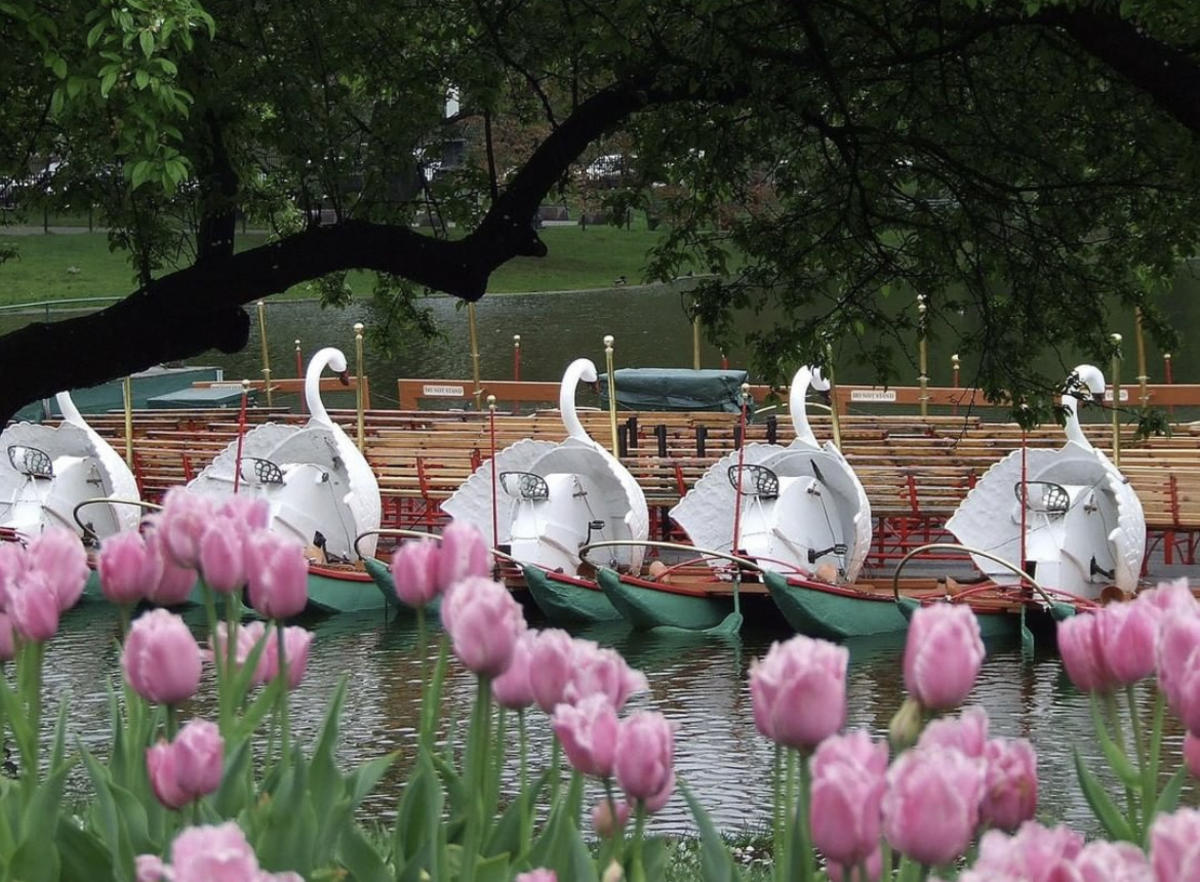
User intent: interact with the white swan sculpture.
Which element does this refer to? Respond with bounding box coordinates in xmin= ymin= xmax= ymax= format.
xmin=188 ymin=347 xmax=382 ymax=560
xmin=442 ymin=357 xmax=650 ymax=574
xmin=945 ymin=364 xmax=1145 ymax=600
xmin=0 ymin=392 xmax=141 ymax=540
xmin=670 ymin=366 xmax=872 ymax=581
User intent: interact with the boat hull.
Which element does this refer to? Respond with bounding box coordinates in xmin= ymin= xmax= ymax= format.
xmin=524 ymin=566 xmax=622 ymax=624
xmin=763 ymin=571 xmax=1022 ymax=640
xmin=596 ymin=567 xmax=731 ymax=631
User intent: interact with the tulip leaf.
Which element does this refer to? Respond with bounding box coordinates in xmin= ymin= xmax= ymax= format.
xmin=213 ymin=737 xmax=251 ymax=817
xmin=642 ymin=836 xmax=668 ymax=881
xmin=567 ymin=822 xmax=601 ymax=882
xmin=525 ymin=800 xmax=569 ymax=870
xmin=81 ymin=749 xmax=135 ymax=881
xmin=234 ymin=677 xmax=285 ymax=740
xmin=1073 ymin=748 xmax=1137 ymax=842
xmin=346 ymin=751 xmax=399 ymax=811
xmin=337 ymin=822 xmax=392 ymax=882
xmin=9 ymin=837 xmax=59 ymax=882
xmin=1089 ymin=695 xmax=1141 ymax=787
xmin=431 ymin=750 xmax=469 ymax=826
xmin=1150 ymin=766 xmax=1187 ymax=823
xmin=474 ymin=851 xmax=512 ymax=882
xmin=484 ymin=767 xmax=550 ymax=860
xmin=56 ymin=818 xmax=114 ymax=882
xmin=679 ymin=780 xmax=742 ymax=882
xmin=309 ymin=679 xmax=348 ymax=818
xmin=396 ymin=749 xmax=443 ymax=862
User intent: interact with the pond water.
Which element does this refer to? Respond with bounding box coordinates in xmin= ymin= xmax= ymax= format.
xmin=45 ymin=599 xmax=1193 ymax=835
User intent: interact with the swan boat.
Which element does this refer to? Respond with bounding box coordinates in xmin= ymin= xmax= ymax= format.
xmin=759 ymin=365 xmax=1133 ymax=640
xmin=580 ymin=365 xmax=874 ymax=633
xmin=395 ymin=357 xmax=650 ymax=621
xmin=188 ymin=347 xmax=384 ymax=613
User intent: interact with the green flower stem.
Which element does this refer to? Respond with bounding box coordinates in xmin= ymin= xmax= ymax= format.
xmin=604 ymin=777 xmax=624 ymax=864
xmin=630 ymin=801 xmax=647 ymax=882
xmin=117 ymin=603 xmax=131 ymax=640
xmin=519 ymin=708 xmax=531 ymax=853
xmin=461 ymin=675 xmax=493 ymax=882
xmin=166 ymin=704 xmax=178 ymax=740
xmin=1146 ymin=688 xmax=1166 ymax=816
xmin=224 ymin=592 xmax=239 ymax=699
xmin=795 ymin=749 xmax=814 ymax=882
xmin=420 ymin=634 xmax=449 ymax=748
xmin=782 ymin=748 xmax=797 ymax=881
xmin=276 ymin=620 xmax=291 ymax=760
xmin=550 ymin=737 xmax=562 ymax=809
xmin=1104 ymin=691 xmax=1139 ymax=831
xmin=487 ymin=706 xmax=505 ymax=822
xmin=772 ymin=744 xmax=783 ymax=882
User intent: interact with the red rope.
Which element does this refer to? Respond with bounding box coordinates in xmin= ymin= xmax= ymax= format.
xmin=233 ymin=386 xmax=249 ymax=494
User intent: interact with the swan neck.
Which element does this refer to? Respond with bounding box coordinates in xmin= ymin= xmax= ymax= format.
xmin=55 ymin=392 xmax=84 ymax=427
xmin=559 ymin=361 xmax=589 ymax=441
xmin=789 ymin=370 xmax=817 ymax=446
xmin=306 ymin=349 xmax=337 ymax=425
xmin=1061 ymin=395 xmax=1091 ymax=449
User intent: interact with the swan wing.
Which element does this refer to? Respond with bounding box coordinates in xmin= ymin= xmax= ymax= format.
xmin=668 ymin=442 xmax=786 ymax=565
xmin=1105 ymin=470 xmax=1146 ymax=593
xmin=441 ymin=439 xmax=560 ymax=544
xmin=288 ymin=421 xmax=382 ymax=560
xmin=818 ymin=441 xmax=873 ymax=583
xmin=188 ymin=423 xmax=301 ymax=493
xmin=81 ymin=425 xmax=141 ymax=531
xmin=944 ymin=447 xmax=1062 ymax=582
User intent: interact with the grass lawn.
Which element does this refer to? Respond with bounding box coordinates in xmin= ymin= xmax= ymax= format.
xmin=0 ymin=222 xmax=705 ymax=308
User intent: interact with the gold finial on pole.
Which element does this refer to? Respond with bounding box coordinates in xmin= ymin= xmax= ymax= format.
xmin=1110 ymin=332 xmax=1122 ymax=468
xmin=604 ymin=334 xmax=619 ymax=456
xmin=122 ymin=375 xmax=133 ymax=467
xmin=257 ymin=300 xmax=273 ymax=407
xmin=354 ymin=321 xmax=366 ymax=453
xmin=917 ymin=295 xmax=929 ymax=419
xmin=825 ymin=342 xmax=842 ymax=450
xmin=1134 ymin=308 xmax=1149 ymax=410
xmin=468 ymin=302 xmax=482 ymax=410
xmin=513 ymin=333 xmax=522 ymax=382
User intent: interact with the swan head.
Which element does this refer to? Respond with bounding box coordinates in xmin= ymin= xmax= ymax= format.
xmin=1064 ymin=364 xmax=1106 ymax=404
xmin=576 ymin=359 xmax=599 ymax=384
xmin=809 ymin=367 xmax=831 ymax=394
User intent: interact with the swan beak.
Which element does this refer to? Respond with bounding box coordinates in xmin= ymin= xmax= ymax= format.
xmin=818 ymin=389 xmax=832 ymax=405
xmin=1091 ymin=392 xmax=1104 ymax=404
xmin=338 ymin=370 xmax=351 ymax=387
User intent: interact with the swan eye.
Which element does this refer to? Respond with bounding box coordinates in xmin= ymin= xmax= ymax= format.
xmin=8 ymin=445 xmax=53 ymax=479
xmin=728 ymin=464 xmax=779 ymax=499
xmin=499 ymin=471 xmax=549 ymax=500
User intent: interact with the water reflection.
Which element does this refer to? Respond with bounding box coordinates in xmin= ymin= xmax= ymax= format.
xmin=41 ymin=601 xmax=1196 ymax=834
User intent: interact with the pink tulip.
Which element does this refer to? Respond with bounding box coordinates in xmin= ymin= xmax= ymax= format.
xmin=1185 ymin=732 xmax=1200 ymax=779
xmin=0 ymin=541 xmax=28 ymax=610
xmin=159 ymin=489 xmax=213 ymax=569
xmin=827 ymin=848 xmax=882 ymax=882
xmin=1150 ymin=807 xmax=1200 ymax=882
xmin=146 ymin=741 xmax=191 ymax=809
xmin=215 ymin=496 xmax=271 ymax=533
xmin=515 ymin=871 xmax=557 ymax=882
xmin=169 ymin=822 xmax=260 ymax=882
xmin=563 ymin=644 xmax=648 ymax=711
xmin=980 ymin=737 xmax=1038 ymax=831
xmin=257 ymin=874 xmax=304 ymax=882
xmin=749 ymin=635 xmax=848 ymax=749
xmin=917 ymin=705 xmax=989 ymax=758
xmin=553 ymin=694 xmax=620 ymax=778
xmin=436 ymin=521 xmax=491 ymax=592
xmin=123 ymin=609 xmax=203 ymax=704
xmin=257 ymin=626 xmax=314 ymax=690
xmin=8 ymin=571 xmax=60 ymax=642
xmin=1058 ymin=613 xmax=1117 ymax=694
xmin=135 ymin=854 xmax=169 ymax=882
xmin=1137 ymin=578 xmax=1197 ymax=620
xmin=441 ymin=576 xmax=525 ymax=677
xmin=614 ymin=710 xmax=675 ymax=811
xmin=528 ymin=629 xmax=577 ymax=712
xmin=245 ymin=532 xmax=309 ymax=619
xmin=173 ymin=719 xmax=224 ymax=798
xmin=1096 ymin=601 xmax=1158 ymax=685
xmin=148 ymin=530 xmax=198 ymax=606
xmin=99 ymin=530 xmax=164 ymax=605
xmin=882 ymin=747 xmax=985 ymax=865
xmin=210 ymin=621 xmax=273 ymax=686
xmin=390 ymin=539 xmax=440 ymax=608
xmin=493 ymin=630 xmax=536 ymax=710
xmin=904 ymin=603 xmax=985 ymax=710
xmin=963 ymin=822 xmax=1084 ymax=882
xmin=0 ymin=613 xmax=13 ymax=661
xmin=810 ymin=729 xmax=888 ymax=869
xmin=1074 ymin=840 xmax=1152 ymax=882
xmin=592 ymin=798 xmax=631 ymax=838
xmin=1157 ymin=615 xmax=1200 ymax=714
xmin=28 ymin=528 xmax=89 ymax=611
xmin=198 ymin=525 xmax=245 ymax=594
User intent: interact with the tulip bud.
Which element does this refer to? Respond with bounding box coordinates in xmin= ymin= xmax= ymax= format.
xmin=515 ymin=871 xmax=557 ymax=882
xmin=1185 ymin=732 xmax=1200 ymax=779
xmin=27 ymin=527 xmax=89 ymax=611
xmin=172 ymin=719 xmax=223 ymax=798
xmin=123 ymin=609 xmax=202 ymax=704
xmin=436 ymin=521 xmax=491 ymax=592
xmin=602 ymin=860 xmax=624 ymax=882
xmin=903 ymin=603 xmax=984 ymax=709
xmin=8 ymin=571 xmax=60 ymax=642
xmin=592 ymin=798 xmax=631 ymax=839
xmin=99 ymin=530 xmax=164 ymax=605
xmin=390 ymin=539 xmax=440 ymax=608
xmin=888 ymin=697 xmax=924 ymax=751
xmin=198 ymin=525 xmax=245 ymax=594
xmin=245 ymin=532 xmax=309 ymax=619
xmin=440 ymin=577 xmax=525 ymax=677
xmin=134 ymin=854 xmax=169 ymax=882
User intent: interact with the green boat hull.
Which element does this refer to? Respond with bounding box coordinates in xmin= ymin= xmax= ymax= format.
xmin=363 ymin=557 xmax=441 ymax=616
xmin=524 ymin=565 xmax=622 ymax=624
xmin=764 ymin=571 xmax=1019 ymax=639
xmin=597 ymin=567 xmax=730 ymax=631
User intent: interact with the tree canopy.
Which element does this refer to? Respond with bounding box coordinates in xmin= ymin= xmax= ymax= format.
xmin=2 ymin=0 xmax=1200 ymax=422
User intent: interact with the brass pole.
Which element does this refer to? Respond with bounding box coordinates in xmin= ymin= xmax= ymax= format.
xmin=1135 ymin=308 xmax=1149 ymax=410
xmin=354 ymin=322 xmax=366 ymax=453
xmin=604 ymin=334 xmax=619 ymax=456
xmin=1110 ymin=332 xmax=1122 ymax=468
xmin=951 ymin=353 xmax=961 ymax=416
xmin=468 ymin=302 xmax=482 ymax=410
xmin=257 ymin=300 xmax=273 ymax=407
xmin=691 ymin=298 xmax=701 ymax=370
xmin=512 ymin=334 xmax=521 ymax=381
xmin=295 ymin=339 xmax=305 ymax=415
xmin=825 ymin=342 xmax=842 ymax=450
xmin=122 ymin=375 xmax=133 ymax=467
xmin=917 ymin=294 xmax=929 ymax=419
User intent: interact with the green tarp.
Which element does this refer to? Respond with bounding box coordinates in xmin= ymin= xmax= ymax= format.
xmin=598 ymin=368 xmax=750 ymax=413
xmin=14 ymin=366 xmax=224 ymax=421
